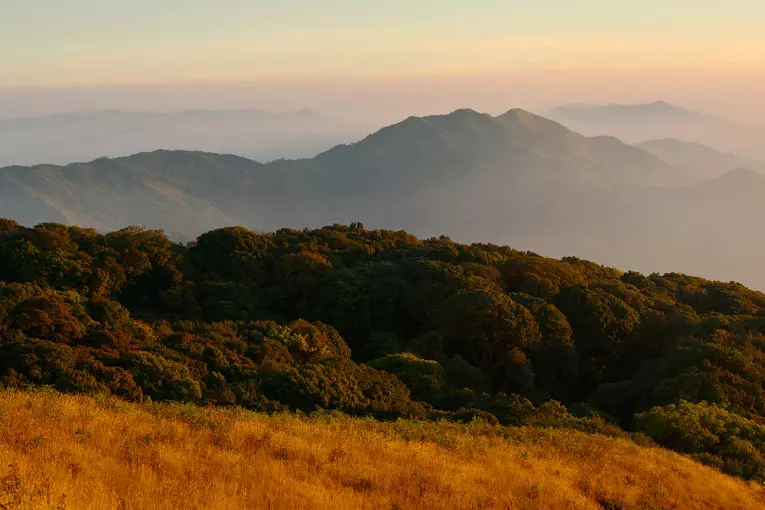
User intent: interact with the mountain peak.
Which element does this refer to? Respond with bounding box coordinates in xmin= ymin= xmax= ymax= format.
xmin=496 ymin=108 xmax=573 ymax=135
xmin=497 ymin=108 xmax=537 ymax=122
xmin=323 ymin=108 xmax=503 ymax=159
xmin=446 ymin=108 xmax=483 ymax=117
xmin=647 ymin=100 xmax=674 ymax=109
xmin=427 ymin=108 xmax=493 ymax=125
xmin=721 ymin=167 xmax=764 ymax=181
xmin=691 ymin=167 xmax=765 ymax=194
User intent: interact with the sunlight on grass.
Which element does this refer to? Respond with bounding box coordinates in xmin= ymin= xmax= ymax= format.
xmin=0 ymin=388 xmax=763 ymax=509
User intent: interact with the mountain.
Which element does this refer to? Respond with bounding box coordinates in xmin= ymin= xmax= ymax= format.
xmin=575 ymin=168 xmax=765 ymax=288
xmin=548 ymin=101 xmax=765 ymax=160
xmin=0 ymin=109 xmax=372 ymax=166
xmin=553 ymin=100 xmax=698 ymax=121
xmin=636 ymin=138 xmax=765 ymax=180
xmin=2 ymin=107 xmax=765 ymax=289
xmin=0 ymin=108 xmax=678 ymax=230
xmin=0 ymin=152 xmax=250 ymax=233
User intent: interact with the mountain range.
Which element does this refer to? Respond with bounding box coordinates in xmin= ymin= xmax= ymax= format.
xmin=2 ymin=107 xmax=764 ymax=289
xmin=636 ymin=138 xmax=765 ymax=180
xmin=548 ymin=101 xmax=765 ymax=160
xmin=0 ymin=108 xmax=371 ymax=166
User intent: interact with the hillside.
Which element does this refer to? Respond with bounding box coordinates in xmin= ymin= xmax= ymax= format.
xmin=547 ymin=101 xmax=765 ymax=160
xmin=0 ymin=108 xmax=679 ymax=232
xmin=2 ymin=389 xmax=763 ymax=510
xmin=2 ymin=108 xmax=765 ymax=289
xmin=0 ymin=109 xmax=371 ymax=167
xmin=4 ymin=220 xmax=765 ymax=484
xmin=559 ymin=167 xmax=765 ymax=288
xmin=636 ymin=138 xmax=765 ymax=180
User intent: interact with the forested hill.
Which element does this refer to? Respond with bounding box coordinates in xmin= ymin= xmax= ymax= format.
xmin=3 ymin=218 xmax=765 ymax=480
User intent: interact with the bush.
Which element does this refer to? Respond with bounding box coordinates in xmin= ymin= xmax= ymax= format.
xmin=636 ymin=400 xmax=765 ymax=480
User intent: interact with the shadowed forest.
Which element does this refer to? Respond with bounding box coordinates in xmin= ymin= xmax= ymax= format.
xmin=3 ymin=218 xmax=765 ymax=485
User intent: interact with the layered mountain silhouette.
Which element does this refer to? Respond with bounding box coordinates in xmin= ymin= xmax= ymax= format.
xmin=0 ymin=108 xmax=676 ymax=230
xmin=0 ymin=108 xmax=371 ymax=166
xmin=548 ymin=101 xmax=765 ymax=160
xmin=2 ymin=108 xmax=764 ymax=288
xmin=636 ymin=138 xmax=764 ymax=180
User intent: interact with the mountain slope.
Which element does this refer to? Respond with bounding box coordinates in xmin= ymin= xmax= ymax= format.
xmin=636 ymin=138 xmax=765 ymax=179
xmin=0 ymin=108 xmax=679 ymax=231
xmin=0 ymin=154 xmax=240 ymax=234
xmin=303 ymin=108 xmax=676 ymax=188
xmin=607 ymin=168 xmax=765 ymax=285
xmin=548 ymin=101 xmax=765 ymax=160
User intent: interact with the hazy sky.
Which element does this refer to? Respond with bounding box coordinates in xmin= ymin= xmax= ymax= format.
xmin=2 ymin=1 xmax=764 ymax=122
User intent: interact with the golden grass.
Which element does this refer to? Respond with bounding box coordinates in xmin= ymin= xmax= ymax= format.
xmin=0 ymin=389 xmax=763 ymax=509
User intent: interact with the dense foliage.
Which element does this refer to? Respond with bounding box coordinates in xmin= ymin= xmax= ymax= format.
xmin=2 ymin=219 xmax=765 ymax=478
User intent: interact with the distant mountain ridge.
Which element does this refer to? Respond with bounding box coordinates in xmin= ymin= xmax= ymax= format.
xmin=553 ymin=101 xmax=703 ymax=121
xmin=548 ymin=101 xmax=765 ymax=160
xmin=0 ymin=108 xmax=372 ymax=166
xmin=0 ymin=108 xmax=677 ymax=228
xmin=636 ymin=138 xmax=765 ymax=180
xmin=550 ymin=101 xmax=722 ymax=123
xmin=2 ymin=107 xmax=765 ymax=288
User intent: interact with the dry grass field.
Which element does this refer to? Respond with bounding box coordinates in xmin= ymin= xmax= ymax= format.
xmin=0 ymin=389 xmax=763 ymax=509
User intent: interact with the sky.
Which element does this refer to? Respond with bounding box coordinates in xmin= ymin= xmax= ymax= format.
xmin=2 ymin=1 xmax=765 ymax=122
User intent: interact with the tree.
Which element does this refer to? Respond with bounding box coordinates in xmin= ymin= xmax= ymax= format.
xmin=368 ymin=353 xmax=446 ymax=406
xmin=10 ymin=294 xmax=86 ymax=344
xmin=636 ymin=400 xmax=765 ymax=480
xmin=439 ymin=289 xmax=541 ymax=392
xmin=554 ymin=286 xmax=640 ymax=396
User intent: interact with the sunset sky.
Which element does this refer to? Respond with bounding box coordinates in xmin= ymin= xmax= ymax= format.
xmin=2 ymin=1 xmax=764 ymax=122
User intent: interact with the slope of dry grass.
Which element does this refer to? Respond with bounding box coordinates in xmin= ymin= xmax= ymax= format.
xmin=0 ymin=389 xmax=763 ymax=509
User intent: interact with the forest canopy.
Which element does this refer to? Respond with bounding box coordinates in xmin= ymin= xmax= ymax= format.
xmin=3 ymin=218 xmax=765 ymax=479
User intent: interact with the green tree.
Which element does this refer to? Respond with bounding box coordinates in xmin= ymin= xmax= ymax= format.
xmin=439 ymin=289 xmax=541 ymax=393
